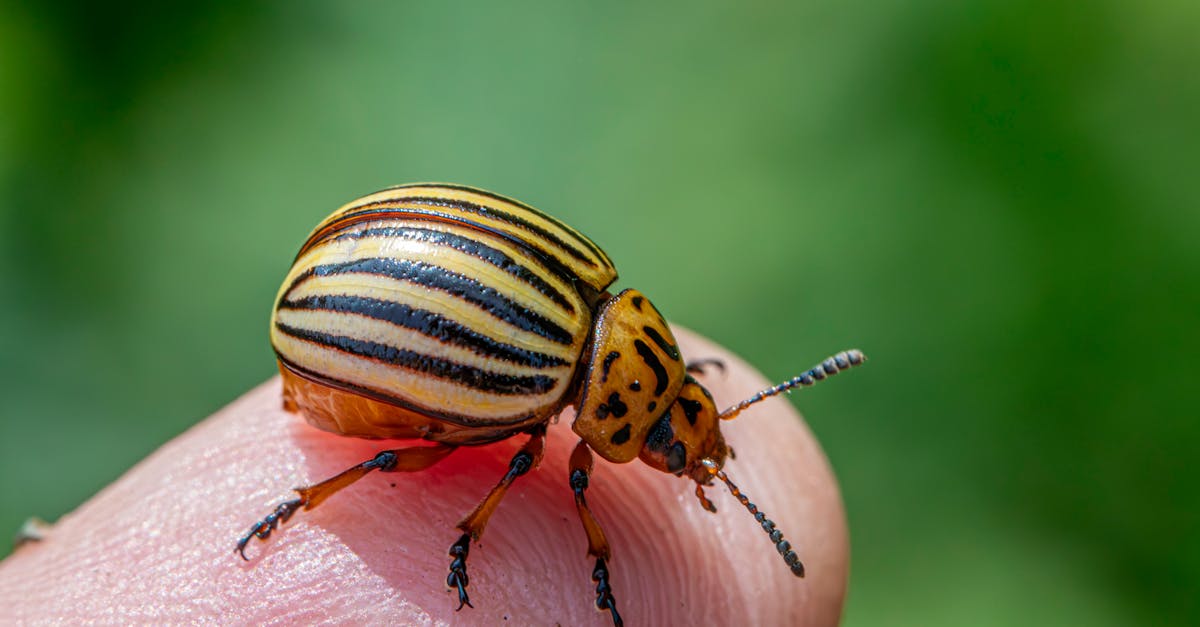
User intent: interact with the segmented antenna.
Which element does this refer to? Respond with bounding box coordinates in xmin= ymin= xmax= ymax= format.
xmin=700 ymin=459 xmax=804 ymax=577
xmin=718 ymin=349 xmax=865 ymax=421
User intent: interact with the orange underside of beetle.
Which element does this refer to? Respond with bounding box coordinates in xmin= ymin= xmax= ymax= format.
xmin=278 ymin=363 xmax=545 ymax=446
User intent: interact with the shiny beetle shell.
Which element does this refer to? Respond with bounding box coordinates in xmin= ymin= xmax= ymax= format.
xmin=245 ymin=182 xmax=867 ymax=626
xmin=270 ymin=183 xmax=617 ymax=444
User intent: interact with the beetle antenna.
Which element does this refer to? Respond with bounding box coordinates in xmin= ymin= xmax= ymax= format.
xmin=700 ymin=459 xmax=804 ymax=577
xmin=718 ymin=349 xmax=865 ymax=421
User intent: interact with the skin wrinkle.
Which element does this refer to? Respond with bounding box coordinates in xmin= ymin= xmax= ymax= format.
xmin=0 ymin=328 xmax=848 ymax=626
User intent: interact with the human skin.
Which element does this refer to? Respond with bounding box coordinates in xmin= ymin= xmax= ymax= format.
xmin=0 ymin=328 xmax=850 ymax=625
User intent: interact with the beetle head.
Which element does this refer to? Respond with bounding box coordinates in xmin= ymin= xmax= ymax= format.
xmin=637 ymin=375 xmax=729 ymax=483
xmin=642 ymin=348 xmax=867 ymax=579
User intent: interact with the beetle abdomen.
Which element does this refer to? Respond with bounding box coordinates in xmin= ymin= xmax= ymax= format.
xmin=271 ymin=188 xmax=599 ymax=430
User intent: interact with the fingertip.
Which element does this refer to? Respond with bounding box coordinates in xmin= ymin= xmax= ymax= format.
xmin=0 ymin=329 xmax=849 ymax=626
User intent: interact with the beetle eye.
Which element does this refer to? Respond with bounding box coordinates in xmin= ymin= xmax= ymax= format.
xmin=665 ymin=442 xmax=687 ymax=474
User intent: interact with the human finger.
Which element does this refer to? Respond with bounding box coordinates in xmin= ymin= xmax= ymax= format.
xmin=0 ymin=327 xmax=849 ymax=625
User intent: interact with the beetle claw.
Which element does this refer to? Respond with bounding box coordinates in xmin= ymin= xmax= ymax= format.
xmin=234 ymin=498 xmax=303 ymax=560
xmin=592 ymin=558 xmax=623 ymax=627
xmin=234 ymin=533 xmax=254 ymax=560
xmin=447 ymin=533 xmax=474 ymax=610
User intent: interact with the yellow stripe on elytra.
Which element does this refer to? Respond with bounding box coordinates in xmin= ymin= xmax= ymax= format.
xmin=271 ymin=330 xmax=565 ymax=422
xmin=284 ymin=235 xmax=588 ymax=352
xmin=317 ymin=217 xmax=582 ymax=317
xmin=279 ymin=272 xmax=581 ymax=359
xmin=320 ymin=184 xmax=617 ymax=290
xmin=274 ymin=308 xmax=573 ymax=379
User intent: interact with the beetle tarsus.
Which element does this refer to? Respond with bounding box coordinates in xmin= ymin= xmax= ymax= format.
xmin=447 ymin=533 xmax=474 ymax=610
xmin=363 ymin=450 xmax=398 ymax=472
xmin=694 ymin=484 xmax=718 ymax=513
xmin=592 ymin=557 xmax=623 ymax=627
xmin=235 ymin=497 xmax=303 ymax=560
xmin=446 ymin=429 xmax=546 ymax=611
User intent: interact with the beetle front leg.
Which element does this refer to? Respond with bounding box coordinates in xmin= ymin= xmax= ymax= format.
xmin=447 ymin=426 xmax=547 ymax=611
xmin=236 ymin=443 xmax=456 ymax=559
xmin=569 ymin=440 xmax=624 ymax=627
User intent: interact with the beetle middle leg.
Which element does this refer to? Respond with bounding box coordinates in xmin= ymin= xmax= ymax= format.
xmin=568 ymin=440 xmax=623 ymax=627
xmin=236 ymin=443 xmax=456 ymax=559
xmin=447 ymin=426 xmax=547 ymax=611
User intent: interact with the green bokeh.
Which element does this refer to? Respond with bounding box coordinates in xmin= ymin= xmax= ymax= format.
xmin=1 ymin=2 xmax=1197 ymax=624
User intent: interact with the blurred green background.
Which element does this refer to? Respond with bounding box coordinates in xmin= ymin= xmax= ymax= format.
xmin=2 ymin=1 xmax=1197 ymax=624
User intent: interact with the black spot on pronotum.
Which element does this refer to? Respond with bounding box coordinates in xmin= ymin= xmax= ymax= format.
xmin=634 ymin=339 xmax=669 ymax=396
xmin=679 ymin=397 xmax=702 ymax=426
xmin=601 ymin=351 xmax=620 ymax=382
xmin=631 ymin=295 xmax=644 ymax=310
xmin=609 ymin=392 xmax=628 ymax=417
xmin=610 ymin=423 xmax=632 ymax=445
xmin=629 ymin=380 xmax=641 ymax=392
xmin=596 ymin=392 xmax=627 ymax=420
xmin=647 ymin=401 xmax=656 ymax=412
xmin=642 ymin=325 xmax=680 ymax=361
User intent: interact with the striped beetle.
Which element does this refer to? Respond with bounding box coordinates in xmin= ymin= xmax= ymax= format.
xmin=236 ymin=183 xmax=865 ymax=625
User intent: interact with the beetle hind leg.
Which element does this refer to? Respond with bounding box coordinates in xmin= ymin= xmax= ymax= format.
xmin=569 ymin=440 xmax=624 ymax=627
xmin=446 ymin=426 xmax=547 ymax=611
xmin=235 ymin=443 xmax=456 ymax=559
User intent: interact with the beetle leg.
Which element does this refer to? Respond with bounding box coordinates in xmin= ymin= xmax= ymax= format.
xmin=685 ymin=357 xmax=726 ymax=377
xmin=447 ymin=426 xmax=547 ymax=611
xmin=236 ymin=443 xmax=456 ymax=559
xmin=568 ymin=440 xmax=624 ymax=627
xmin=694 ymin=483 xmax=718 ymax=513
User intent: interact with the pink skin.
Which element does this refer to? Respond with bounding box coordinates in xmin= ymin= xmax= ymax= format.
xmin=0 ymin=328 xmax=849 ymax=625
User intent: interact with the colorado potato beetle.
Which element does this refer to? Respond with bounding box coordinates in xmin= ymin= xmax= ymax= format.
xmin=236 ymin=183 xmax=865 ymax=625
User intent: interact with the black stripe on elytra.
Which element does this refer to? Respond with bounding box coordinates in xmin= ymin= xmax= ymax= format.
xmin=287 ymin=257 xmax=574 ymax=345
xmin=643 ymin=325 xmax=680 ymax=361
xmin=634 ymin=339 xmax=669 ymax=396
xmin=297 ymin=207 xmax=467 ymax=262
xmin=276 ymin=322 xmax=557 ymax=396
xmin=329 ymin=225 xmax=576 ymax=313
xmin=318 ymin=206 xmax=587 ymax=286
xmin=401 ymin=196 xmax=598 ymax=268
xmin=280 ymin=295 xmax=569 ymax=368
xmin=389 ymin=183 xmax=612 ymax=263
